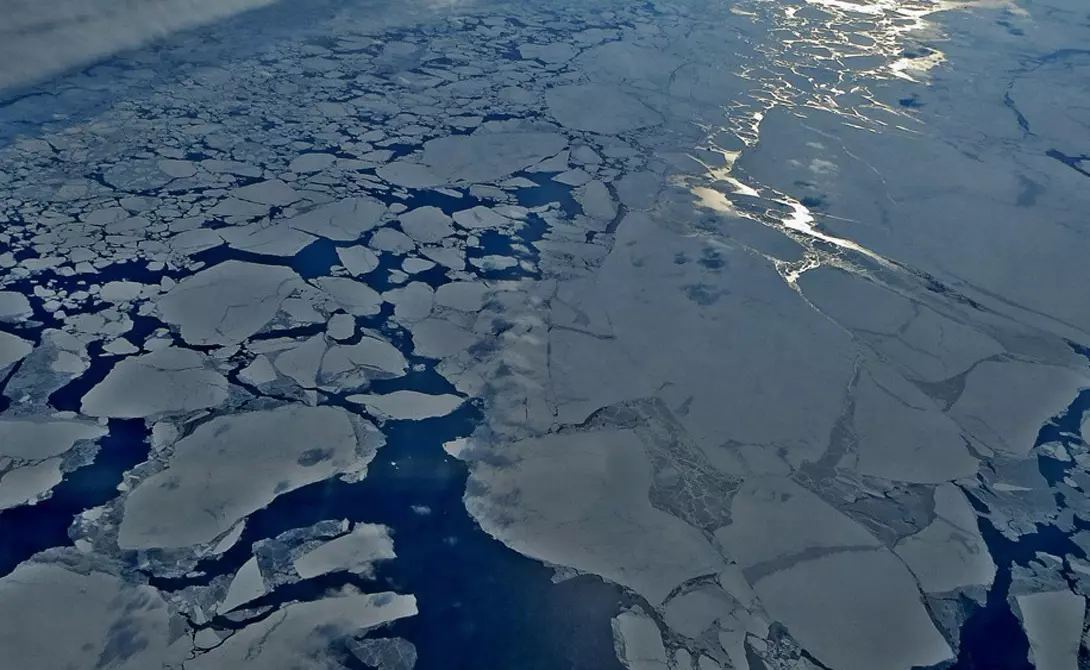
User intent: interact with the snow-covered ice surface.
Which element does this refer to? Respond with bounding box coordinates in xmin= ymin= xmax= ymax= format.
xmin=1 ymin=0 xmax=1090 ymax=668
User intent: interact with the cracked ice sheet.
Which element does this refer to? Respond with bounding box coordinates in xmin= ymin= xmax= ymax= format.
xmin=81 ymin=347 xmax=228 ymax=418
xmin=118 ymin=405 xmax=382 ymax=549
xmin=188 ymin=589 xmax=417 ymax=670
xmin=464 ymin=429 xmax=725 ymax=605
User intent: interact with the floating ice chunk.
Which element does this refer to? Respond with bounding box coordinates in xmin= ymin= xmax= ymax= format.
xmin=158 ymin=159 xmax=197 ymax=178
xmin=202 ymin=159 xmax=262 ymax=177
xmin=470 ymin=255 xmax=518 ymax=272
xmin=0 ymin=558 xmax=181 ymax=670
xmin=546 ymin=85 xmax=663 ymax=134
xmin=338 ymin=246 xmax=380 ymax=276
xmin=0 ymin=417 xmax=107 ymax=460
xmin=327 ymin=313 xmax=356 ymax=341
xmin=576 ymin=180 xmax=617 ymax=220
xmin=209 ymin=520 xmax=247 ymax=556
xmin=81 ymin=347 xmax=228 ymax=418
xmin=158 ymin=261 xmax=302 ymax=346
xmin=321 ymin=338 xmax=408 ymax=389
xmin=612 ymin=610 xmax=668 ymax=670
xmin=188 ymin=590 xmax=417 ymax=670
xmin=118 ymin=405 xmax=380 ymax=549
xmin=1017 ymin=590 xmax=1085 ymax=670
xmin=402 ymin=257 xmax=435 ymax=274
xmin=0 ymin=331 xmax=33 ymax=370
xmin=218 ymin=221 xmax=315 ymax=257
xmin=384 ymin=282 xmax=434 ymax=323
xmin=240 ymin=354 xmax=278 ymax=386
xmin=753 ymin=550 xmax=953 ymax=670
xmin=289 ymin=153 xmax=336 ymax=174
xmin=218 ymin=557 xmax=266 ymax=614
xmin=0 ymin=458 xmax=64 ymax=509
xmin=286 ymin=197 xmax=387 ymax=241
xmin=232 ymin=179 xmax=301 ymax=206
xmin=452 ymin=206 xmax=510 ymax=230
xmin=553 ymin=169 xmax=593 ymax=186
xmin=399 ymin=207 xmax=455 ymax=243
xmin=435 ymin=281 xmax=488 ymax=311
xmin=409 ymin=318 xmax=476 ymax=359
xmin=519 ymin=42 xmax=577 ymax=63
xmin=421 ymin=246 xmax=466 ymax=270
xmin=293 ymin=523 xmax=395 ymax=579
xmin=370 ymin=227 xmax=416 ymax=253
xmin=348 ymin=390 xmax=464 ymax=420
xmin=896 ymin=484 xmax=995 ymax=593
xmin=315 ymin=277 xmax=383 ymax=317
xmin=0 ymin=292 xmax=32 ymax=322
xmin=99 ymin=280 xmax=145 ymax=303
xmin=380 ymin=133 xmax=567 ymax=187
xmin=272 ymin=334 xmax=327 ymax=389
xmin=103 ymin=159 xmax=174 ymax=191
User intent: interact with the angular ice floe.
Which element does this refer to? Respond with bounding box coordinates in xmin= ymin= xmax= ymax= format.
xmin=158 ymin=261 xmax=302 ymax=346
xmin=337 ymin=246 xmax=380 ymax=276
xmin=0 ymin=330 xmax=33 ymax=370
xmin=286 ymin=197 xmax=387 ymax=241
xmin=576 ymin=180 xmax=617 ymax=220
xmin=232 ymin=179 xmax=301 ymax=206
xmin=218 ymin=556 xmax=266 ymax=614
xmin=0 ymin=417 xmax=106 ymax=459
xmin=0 ymin=556 xmax=182 ymax=670
xmin=320 ymin=337 xmax=408 ymax=390
xmin=188 ymin=589 xmax=417 ymax=670
xmin=409 ymin=318 xmax=476 ymax=359
xmin=348 ymin=390 xmax=464 ymax=421
xmin=452 ymin=206 xmax=511 ymax=230
xmin=370 ymin=227 xmax=416 ymax=254
xmin=753 ymin=550 xmax=953 ymax=670
xmin=327 ymin=313 xmax=356 ymax=341
xmin=81 ymin=347 xmax=228 ymax=418
xmin=272 ymin=334 xmax=327 ymax=388
xmin=0 ymin=291 xmax=32 ymax=322
xmin=315 ymin=277 xmax=383 ymax=317
xmin=218 ymin=221 xmax=314 ymax=257
xmin=384 ymin=282 xmax=434 ymax=323
xmin=289 ymin=153 xmax=336 ymax=174
xmin=465 ymin=429 xmax=725 ymax=604
xmin=293 ymin=523 xmax=395 ymax=579
xmin=379 ymin=132 xmax=567 ymax=187
xmin=895 ymin=483 xmax=995 ymax=593
xmin=117 ymin=404 xmax=381 ymax=549
xmin=399 ymin=206 xmax=455 ymax=243
xmin=852 ymin=364 xmax=979 ymax=483
xmin=546 ymin=85 xmax=663 ymax=134
xmin=434 ymin=281 xmax=488 ymax=312
xmin=612 ymin=610 xmax=668 ymax=670
xmin=1017 ymin=589 xmax=1085 ymax=670
xmin=950 ymin=361 xmax=1089 ymax=457
xmin=240 ymin=354 xmax=278 ymax=386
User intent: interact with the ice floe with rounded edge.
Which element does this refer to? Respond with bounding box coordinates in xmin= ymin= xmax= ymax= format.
xmin=293 ymin=523 xmax=395 ymax=579
xmin=546 ymin=84 xmax=663 ymax=134
xmin=347 ymin=390 xmax=464 ymax=421
xmin=117 ymin=404 xmax=381 ymax=549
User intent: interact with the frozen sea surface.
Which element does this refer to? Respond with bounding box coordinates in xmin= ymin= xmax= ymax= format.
xmin=1 ymin=0 xmax=1090 ymax=669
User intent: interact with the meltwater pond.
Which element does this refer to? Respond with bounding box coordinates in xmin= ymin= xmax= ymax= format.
xmin=3 ymin=0 xmax=1090 ymax=669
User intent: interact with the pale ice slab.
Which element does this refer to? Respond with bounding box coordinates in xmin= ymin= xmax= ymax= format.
xmin=293 ymin=523 xmax=395 ymax=579
xmin=286 ymin=197 xmax=386 ymax=241
xmin=546 ymin=85 xmax=663 ymax=134
xmin=1017 ymin=590 xmax=1085 ymax=670
xmin=349 ymin=390 xmax=464 ymax=421
xmin=218 ymin=221 xmax=314 ymax=257
xmin=0 ymin=417 xmax=106 ymax=460
xmin=188 ymin=590 xmax=417 ymax=670
xmin=0 ymin=458 xmax=64 ymax=509
xmin=380 ymin=132 xmax=567 ymax=186
xmin=337 ymin=246 xmax=380 ymax=277
xmin=399 ymin=206 xmax=455 ymax=243
xmin=218 ymin=556 xmax=266 ymax=614
xmin=81 ymin=347 xmax=228 ymax=418
xmin=465 ymin=429 xmax=725 ymax=604
xmin=950 ymin=361 xmax=1088 ymax=456
xmin=434 ymin=281 xmax=488 ymax=312
xmin=232 ymin=179 xmax=300 ymax=206
xmin=0 ymin=558 xmax=181 ymax=670
xmin=612 ymin=610 xmax=668 ymax=670
xmin=754 ymin=550 xmax=954 ymax=670
xmin=409 ymin=318 xmax=475 ymax=359
xmin=0 ymin=331 xmax=33 ymax=370
xmin=0 ymin=292 xmax=32 ymax=322
xmin=118 ymin=405 xmax=380 ymax=549
xmin=895 ymin=483 xmax=995 ymax=593
xmin=315 ymin=277 xmax=383 ymax=317
xmin=272 ymin=334 xmax=326 ymax=388
xmin=327 ymin=313 xmax=356 ymax=341
xmin=320 ymin=337 xmax=408 ymax=389
xmin=158 ymin=261 xmax=302 ymax=346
